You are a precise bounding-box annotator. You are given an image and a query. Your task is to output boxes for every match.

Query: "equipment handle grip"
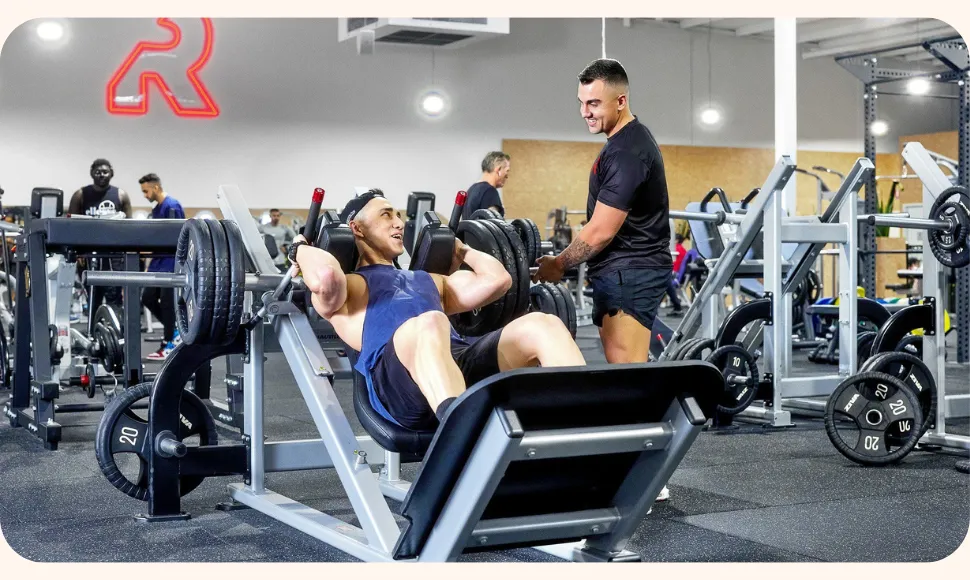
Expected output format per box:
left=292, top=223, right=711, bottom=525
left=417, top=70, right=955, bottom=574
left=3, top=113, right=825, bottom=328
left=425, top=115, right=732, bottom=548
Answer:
left=449, top=191, right=467, bottom=231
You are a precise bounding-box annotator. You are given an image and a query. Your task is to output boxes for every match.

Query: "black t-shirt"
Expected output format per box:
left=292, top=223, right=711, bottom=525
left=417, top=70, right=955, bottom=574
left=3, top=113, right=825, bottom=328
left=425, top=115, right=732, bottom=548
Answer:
left=461, top=181, right=505, bottom=219
left=586, top=117, right=672, bottom=275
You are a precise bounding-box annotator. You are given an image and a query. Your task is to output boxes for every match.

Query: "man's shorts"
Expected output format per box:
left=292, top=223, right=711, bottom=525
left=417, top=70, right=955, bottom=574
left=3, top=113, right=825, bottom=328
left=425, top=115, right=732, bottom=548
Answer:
left=589, top=267, right=672, bottom=331
left=371, top=328, right=503, bottom=430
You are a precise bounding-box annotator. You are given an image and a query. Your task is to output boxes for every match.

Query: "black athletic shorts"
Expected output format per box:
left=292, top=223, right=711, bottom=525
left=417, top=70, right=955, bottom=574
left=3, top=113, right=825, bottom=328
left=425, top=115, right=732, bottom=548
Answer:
left=372, top=328, right=503, bottom=430
left=589, top=267, right=671, bottom=331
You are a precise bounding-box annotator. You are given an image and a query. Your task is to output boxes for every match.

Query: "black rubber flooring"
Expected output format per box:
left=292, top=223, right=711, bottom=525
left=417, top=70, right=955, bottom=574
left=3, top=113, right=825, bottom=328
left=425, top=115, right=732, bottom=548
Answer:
left=1, top=316, right=968, bottom=563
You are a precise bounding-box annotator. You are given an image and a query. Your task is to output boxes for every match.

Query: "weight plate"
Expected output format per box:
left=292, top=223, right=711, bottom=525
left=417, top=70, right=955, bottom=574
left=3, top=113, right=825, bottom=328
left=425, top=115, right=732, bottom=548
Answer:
left=489, top=219, right=531, bottom=321
left=927, top=186, right=970, bottom=269
left=452, top=220, right=505, bottom=336
left=824, top=371, right=922, bottom=466
left=670, top=337, right=701, bottom=361
left=220, top=220, right=246, bottom=345
left=857, top=331, right=877, bottom=366
left=529, top=282, right=559, bottom=318
left=95, top=382, right=218, bottom=501
left=862, top=351, right=936, bottom=442
left=527, top=219, right=542, bottom=261
left=510, top=218, right=537, bottom=274
left=556, top=283, right=577, bottom=338
left=83, top=363, right=96, bottom=399
left=478, top=219, right=518, bottom=328
left=707, top=345, right=760, bottom=415
left=204, top=219, right=231, bottom=346
left=175, top=219, right=216, bottom=345
left=94, top=304, right=123, bottom=335
left=895, top=334, right=923, bottom=358
left=544, top=282, right=573, bottom=338
left=684, top=338, right=716, bottom=361
left=471, top=209, right=503, bottom=221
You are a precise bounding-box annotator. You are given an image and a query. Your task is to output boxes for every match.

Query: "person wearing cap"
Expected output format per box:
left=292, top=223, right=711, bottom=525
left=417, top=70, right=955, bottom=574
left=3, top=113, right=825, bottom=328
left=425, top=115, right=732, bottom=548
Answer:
left=288, top=189, right=586, bottom=430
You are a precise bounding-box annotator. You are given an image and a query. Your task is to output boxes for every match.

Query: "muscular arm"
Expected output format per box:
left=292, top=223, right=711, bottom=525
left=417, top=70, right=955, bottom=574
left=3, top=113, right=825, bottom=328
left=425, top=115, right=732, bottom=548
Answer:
left=555, top=202, right=628, bottom=270
left=437, top=242, right=512, bottom=315
left=118, top=190, right=133, bottom=218
left=294, top=244, right=350, bottom=318
left=68, top=190, right=84, bottom=215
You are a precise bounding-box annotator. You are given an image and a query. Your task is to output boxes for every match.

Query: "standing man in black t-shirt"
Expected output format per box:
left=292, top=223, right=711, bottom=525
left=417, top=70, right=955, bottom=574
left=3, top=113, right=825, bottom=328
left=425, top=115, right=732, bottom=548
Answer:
left=534, top=58, right=672, bottom=364
left=461, top=151, right=511, bottom=219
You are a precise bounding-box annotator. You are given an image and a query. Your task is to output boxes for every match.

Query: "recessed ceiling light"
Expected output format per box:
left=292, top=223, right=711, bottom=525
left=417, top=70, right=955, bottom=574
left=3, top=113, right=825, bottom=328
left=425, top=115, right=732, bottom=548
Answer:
left=36, top=21, right=64, bottom=42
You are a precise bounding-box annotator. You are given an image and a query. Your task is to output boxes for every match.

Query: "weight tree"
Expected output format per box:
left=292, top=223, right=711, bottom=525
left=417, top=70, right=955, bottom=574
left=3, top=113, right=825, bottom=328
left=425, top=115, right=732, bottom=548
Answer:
left=837, top=36, right=970, bottom=362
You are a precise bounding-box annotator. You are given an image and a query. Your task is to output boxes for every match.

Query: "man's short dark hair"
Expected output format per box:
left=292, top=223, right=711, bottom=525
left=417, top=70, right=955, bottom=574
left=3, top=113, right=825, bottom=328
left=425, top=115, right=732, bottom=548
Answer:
left=138, top=173, right=161, bottom=186
left=481, top=151, right=511, bottom=173
left=269, top=208, right=281, bottom=214
left=578, top=58, right=629, bottom=89
left=91, top=158, right=112, bottom=171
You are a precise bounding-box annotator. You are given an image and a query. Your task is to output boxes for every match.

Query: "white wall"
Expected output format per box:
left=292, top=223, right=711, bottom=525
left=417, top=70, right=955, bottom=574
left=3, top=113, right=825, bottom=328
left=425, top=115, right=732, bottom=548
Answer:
left=0, top=18, right=959, bottom=214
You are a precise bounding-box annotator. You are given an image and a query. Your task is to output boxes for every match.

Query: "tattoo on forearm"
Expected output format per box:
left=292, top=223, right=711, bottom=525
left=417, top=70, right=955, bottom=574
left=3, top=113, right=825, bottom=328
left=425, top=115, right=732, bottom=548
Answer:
left=558, top=239, right=598, bottom=270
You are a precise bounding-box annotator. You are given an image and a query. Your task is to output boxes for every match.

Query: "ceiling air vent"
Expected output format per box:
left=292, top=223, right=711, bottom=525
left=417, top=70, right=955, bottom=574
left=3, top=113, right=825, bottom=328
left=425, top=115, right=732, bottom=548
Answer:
left=338, top=18, right=509, bottom=50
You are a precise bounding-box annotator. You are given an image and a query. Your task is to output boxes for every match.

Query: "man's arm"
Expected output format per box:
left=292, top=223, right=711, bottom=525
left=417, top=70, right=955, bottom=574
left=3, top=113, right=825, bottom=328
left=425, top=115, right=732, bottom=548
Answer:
left=118, top=189, right=133, bottom=217
left=67, top=190, right=84, bottom=215
left=554, top=202, right=628, bottom=270
left=437, top=241, right=512, bottom=315
left=293, top=243, right=351, bottom=318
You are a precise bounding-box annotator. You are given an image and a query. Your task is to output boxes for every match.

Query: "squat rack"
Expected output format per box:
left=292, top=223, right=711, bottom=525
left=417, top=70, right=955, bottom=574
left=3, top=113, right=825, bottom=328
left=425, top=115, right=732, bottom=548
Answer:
left=836, top=35, right=970, bottom=362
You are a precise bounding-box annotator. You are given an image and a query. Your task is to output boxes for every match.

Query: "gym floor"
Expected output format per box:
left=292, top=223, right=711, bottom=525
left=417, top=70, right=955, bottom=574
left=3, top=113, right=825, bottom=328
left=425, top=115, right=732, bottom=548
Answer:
left=1, top=316, right=967, bottom=563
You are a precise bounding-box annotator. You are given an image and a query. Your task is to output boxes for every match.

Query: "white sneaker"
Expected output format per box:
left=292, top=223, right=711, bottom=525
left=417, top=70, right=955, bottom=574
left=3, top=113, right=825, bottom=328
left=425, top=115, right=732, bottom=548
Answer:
left=655, top=485, right=670, bottom=502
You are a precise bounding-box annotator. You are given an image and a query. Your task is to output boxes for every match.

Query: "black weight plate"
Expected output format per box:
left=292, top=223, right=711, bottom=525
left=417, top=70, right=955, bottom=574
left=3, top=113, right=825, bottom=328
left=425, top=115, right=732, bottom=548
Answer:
left=95, top=304, right=123, bottom=335
left=556, top=283, right=577, bottom=338
left=857, top=331, right=877, bottom=366
left=220, top=220, right=246, bottom=345
left=489, top=219, right=530, bottom=321
left=707, top=344, right=760, bottom=415
left=671, top=337, right=702, bottom=361
left=204, top=219, right=231, bottom=346
left=83, top=363, right=96, bottom=399
left=529, top=283, right=558, bottom=316
left=544, top=282, right=571, bottom=337
left=684, top=338, right=716, bottom=361
left=895, top=334, right=923, bottom=358
left=452, top=220, right=505, bottom=336
left=95, top=382, right=218, bottom=501
left=824, top=371, right=922, bottom=466
left=478, top=219, right=518, bottom=328
left=471, top=209, right=503, bottom=221
left=927, top=186, right=970, bottom=268
left=526, top=219, right=542, bottom=261
left=863, top=351, right=936, bottom=441
left=510, top=218, right=537, bottom=274
left=176, top=220, right=215, bottom=345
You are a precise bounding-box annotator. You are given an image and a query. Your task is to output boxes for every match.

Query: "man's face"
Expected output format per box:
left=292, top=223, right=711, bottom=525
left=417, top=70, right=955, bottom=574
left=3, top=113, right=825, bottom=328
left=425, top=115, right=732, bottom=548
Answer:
left=269, top=211, right=281, bottom=226
left=352, top=199, right=405, bottom=259
left=578, top=79, right=625, bottom=135
left=91, top=164, right=113, bottom=189
left=140, top=182, right=159, bottom=203
left=495, top=160, right=511, bottom=188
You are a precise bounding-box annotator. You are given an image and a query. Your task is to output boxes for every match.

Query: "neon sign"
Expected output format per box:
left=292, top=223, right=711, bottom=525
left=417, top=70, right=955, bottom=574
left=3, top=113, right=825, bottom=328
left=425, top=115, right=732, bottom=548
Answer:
left=106, top=18, right=219, bottom=118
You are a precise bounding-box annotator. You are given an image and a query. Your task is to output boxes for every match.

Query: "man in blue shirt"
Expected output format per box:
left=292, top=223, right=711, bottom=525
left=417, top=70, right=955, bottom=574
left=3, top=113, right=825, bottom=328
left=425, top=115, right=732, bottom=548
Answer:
left=461, top=151, right=511, bottom=219
left=139, top=173, right=185, bottom=360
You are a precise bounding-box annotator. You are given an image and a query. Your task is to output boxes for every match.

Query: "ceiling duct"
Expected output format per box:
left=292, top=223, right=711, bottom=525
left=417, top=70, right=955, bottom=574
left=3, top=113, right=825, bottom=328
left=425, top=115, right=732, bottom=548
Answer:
left=338, top=18, right=510, bottom=50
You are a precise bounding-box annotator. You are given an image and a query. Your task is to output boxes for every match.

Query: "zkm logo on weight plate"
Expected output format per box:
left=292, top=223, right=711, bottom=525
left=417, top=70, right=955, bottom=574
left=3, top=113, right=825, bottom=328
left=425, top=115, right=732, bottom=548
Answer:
left=106, top=18, right=219, bottom=118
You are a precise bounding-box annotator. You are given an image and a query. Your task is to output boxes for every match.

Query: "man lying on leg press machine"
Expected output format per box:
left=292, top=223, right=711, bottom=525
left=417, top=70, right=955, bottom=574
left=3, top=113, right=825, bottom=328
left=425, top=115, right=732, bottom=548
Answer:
left=290, top=189, right=587, bottom=429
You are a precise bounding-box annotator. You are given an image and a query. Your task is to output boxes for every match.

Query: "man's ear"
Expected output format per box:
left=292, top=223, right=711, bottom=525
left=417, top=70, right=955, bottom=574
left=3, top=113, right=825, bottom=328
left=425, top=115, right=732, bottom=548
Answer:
left=617, top=93, right=627, bottom=111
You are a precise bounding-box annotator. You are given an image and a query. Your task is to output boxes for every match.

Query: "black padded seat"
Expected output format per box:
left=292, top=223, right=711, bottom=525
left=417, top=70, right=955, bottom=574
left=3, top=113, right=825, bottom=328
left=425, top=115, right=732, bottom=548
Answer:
left=345, top=347, right=436, bottom=458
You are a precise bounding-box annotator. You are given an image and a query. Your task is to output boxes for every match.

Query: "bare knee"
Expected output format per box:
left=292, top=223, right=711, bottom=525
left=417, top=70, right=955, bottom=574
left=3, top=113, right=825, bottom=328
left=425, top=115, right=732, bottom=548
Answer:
left=522, top=312, right=567, bottom=334
left=414, top=311, right=452, bottom=340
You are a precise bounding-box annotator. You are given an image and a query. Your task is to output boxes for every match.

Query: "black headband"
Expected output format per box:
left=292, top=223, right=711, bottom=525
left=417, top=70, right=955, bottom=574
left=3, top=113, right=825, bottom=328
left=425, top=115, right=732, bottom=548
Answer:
left=339, top=190, right=385, bottom=224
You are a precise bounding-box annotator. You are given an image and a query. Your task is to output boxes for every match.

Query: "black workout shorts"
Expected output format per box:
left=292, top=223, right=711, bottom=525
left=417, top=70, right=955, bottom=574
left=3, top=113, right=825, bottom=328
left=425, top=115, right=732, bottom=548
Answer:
left=371, top=328, right=503, bottom=430
left=590, top=267, right=671, bottom=331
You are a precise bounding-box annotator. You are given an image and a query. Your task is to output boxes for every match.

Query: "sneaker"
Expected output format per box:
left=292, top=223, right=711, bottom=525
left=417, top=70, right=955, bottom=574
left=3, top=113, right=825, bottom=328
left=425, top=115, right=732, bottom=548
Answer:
left=655, top=485, right=670, bottom=502
left=172, top=329, right=182, bottom=346
left=147, top=342, right=175, bottom=361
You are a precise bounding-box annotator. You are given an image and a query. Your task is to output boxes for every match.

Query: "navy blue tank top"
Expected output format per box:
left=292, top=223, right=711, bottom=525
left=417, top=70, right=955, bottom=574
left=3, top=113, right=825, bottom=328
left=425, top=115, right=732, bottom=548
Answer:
left=80, top=185, right=123, bottom=218
left=354, top=264, right=465, bottom=425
